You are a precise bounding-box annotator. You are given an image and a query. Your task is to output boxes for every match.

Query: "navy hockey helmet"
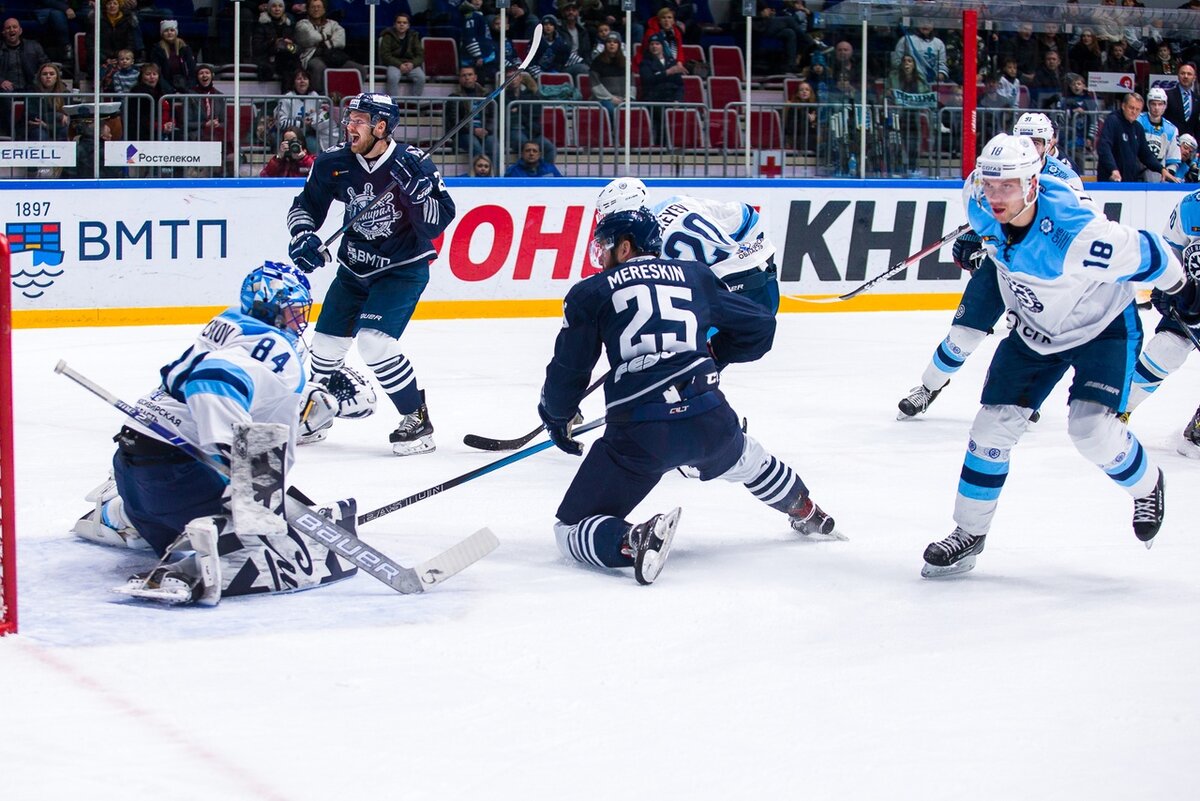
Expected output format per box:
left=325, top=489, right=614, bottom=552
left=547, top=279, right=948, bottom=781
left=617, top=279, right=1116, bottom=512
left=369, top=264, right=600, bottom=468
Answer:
left=589, top=207, right=663, bottom=269
left=241, top=261, right=313, bottom=337
left=341, top=93, right=401, bottom=138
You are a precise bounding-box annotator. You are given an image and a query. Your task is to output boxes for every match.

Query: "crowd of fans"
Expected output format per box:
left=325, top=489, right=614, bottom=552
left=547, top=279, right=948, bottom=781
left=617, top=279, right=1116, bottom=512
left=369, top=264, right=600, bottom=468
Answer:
left=3, top=1, right=1200, bottom=180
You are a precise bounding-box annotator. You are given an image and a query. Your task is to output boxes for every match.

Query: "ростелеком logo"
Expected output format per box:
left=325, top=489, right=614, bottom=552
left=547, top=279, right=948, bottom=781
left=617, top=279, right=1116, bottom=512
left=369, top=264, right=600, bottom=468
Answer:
left=126, top=144, right=139, bottom=164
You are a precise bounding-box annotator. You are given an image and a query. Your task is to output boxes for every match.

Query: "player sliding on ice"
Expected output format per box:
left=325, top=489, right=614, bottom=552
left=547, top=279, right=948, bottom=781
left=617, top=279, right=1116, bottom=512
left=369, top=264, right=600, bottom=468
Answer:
left=897, top=113, right=1087, bottom=420
left=73, top=263, right=359, bottom=605
left=538, top=209, right=839, bottom=585
left=921, top=133, right=1200, bottom=578
left=286, top=93, right=456, bottom=455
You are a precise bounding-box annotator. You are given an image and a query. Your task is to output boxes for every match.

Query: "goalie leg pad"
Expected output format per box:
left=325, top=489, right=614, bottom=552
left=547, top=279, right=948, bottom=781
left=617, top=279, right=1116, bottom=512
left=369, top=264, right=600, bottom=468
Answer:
left=74, top=474, right=152, bottom=550
left=220, top=504, right=359, bottom=597
left=113, top=516, right=223, bottom=606
left=230, top=422, right=289, bottom=537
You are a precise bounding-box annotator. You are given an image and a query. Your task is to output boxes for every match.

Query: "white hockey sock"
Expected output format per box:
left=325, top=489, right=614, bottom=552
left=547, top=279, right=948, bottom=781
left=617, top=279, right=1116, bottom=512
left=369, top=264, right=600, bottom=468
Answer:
left=1068, top=400, right=1160, bottom=498
left=554, top=516, right=632, bottom=568
left=921, top=325, right=989, bottom=391
left=1127, top=331, right=1193, bottom=413
left=309, top=333, right=353, bottom=383
left=953, top=405, right=1032, bottom=536
left=359, top=328, right=421, bottom=413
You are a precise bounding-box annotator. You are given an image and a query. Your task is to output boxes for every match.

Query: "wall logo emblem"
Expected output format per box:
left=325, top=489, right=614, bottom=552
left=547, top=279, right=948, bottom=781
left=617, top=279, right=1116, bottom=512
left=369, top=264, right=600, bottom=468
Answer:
left=6, top=221, right=65, bottom=299
left=126, top=144, right=139, bottom=163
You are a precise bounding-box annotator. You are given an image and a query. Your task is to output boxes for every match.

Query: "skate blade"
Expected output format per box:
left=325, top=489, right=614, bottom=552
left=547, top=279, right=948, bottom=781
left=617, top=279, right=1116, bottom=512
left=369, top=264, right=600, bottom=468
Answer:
left=921, top=555, right=977, bottom=578
left=392, top=437, right=436, bottom=457
left=297, top=429, right=328, bottom=446
left=1144, top=538, right=1155, bottom=551
left=111, top=584, right=196, bottom=605
left=1176, top=439, right=1200, bottom=460
left=635, top=507, right=682, bottom=586
left=810, top=527, right=849, bottom=542
left=896, top=409, right=919, bottom=421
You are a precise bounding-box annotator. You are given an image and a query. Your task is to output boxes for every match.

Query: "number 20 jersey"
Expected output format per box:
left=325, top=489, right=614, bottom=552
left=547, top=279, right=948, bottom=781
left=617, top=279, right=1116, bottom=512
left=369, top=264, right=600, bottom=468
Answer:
left=965, top=173, right=1183, bottom=355
left=127, top=309, right=307, bottom=465
left=543, top=256, right=775, bottom=421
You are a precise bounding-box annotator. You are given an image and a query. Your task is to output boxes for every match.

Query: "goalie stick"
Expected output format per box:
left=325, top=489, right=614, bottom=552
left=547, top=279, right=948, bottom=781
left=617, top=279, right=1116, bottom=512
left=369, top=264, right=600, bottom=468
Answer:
left=356, top=416, right=606, bottom=524
left=317, top=24, right=545, bottom=260
left=463, top=373, right=608, bottom=451
left=785, top=223, right=971, bottom=304
left=54, top=361, right=498, bottom=595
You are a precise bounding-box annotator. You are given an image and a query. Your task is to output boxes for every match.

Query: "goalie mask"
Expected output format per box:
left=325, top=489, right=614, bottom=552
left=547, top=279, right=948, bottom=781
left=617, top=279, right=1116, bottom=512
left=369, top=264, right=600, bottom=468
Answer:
left=596, top=177, right=648, bottom=220
left=240, top=261, right=312, bottom=338
left=589, top=208, right=663, bottom=269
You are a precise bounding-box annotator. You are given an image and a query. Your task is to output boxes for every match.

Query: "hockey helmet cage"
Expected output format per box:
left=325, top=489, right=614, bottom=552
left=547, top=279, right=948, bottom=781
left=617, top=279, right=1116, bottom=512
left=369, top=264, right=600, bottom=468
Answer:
left=241, top=261, right=313, bottom=338
left=341, top=93, right=401, bottom=137
left=596, top=177, right=648, bottom=219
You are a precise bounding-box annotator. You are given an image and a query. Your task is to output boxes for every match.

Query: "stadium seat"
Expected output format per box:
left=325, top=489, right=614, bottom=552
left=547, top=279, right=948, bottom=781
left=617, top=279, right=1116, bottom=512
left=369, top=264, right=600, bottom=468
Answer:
left=708, top=108, right=742, bottom=149
left=539, top=73, right=575, bottom=92
left=708, top=45, right=745, bottom=80
left=680, top=44, right=705, bottom=67
left=423, top=37, right=460, bottom=82
left=512, top=39, right=530, bottom=60
left=577, top=74, right=591, bottom=100
left=682, top=74, right=705, bottom=105
left=325, top=68, right=363, bottom=99
left=707, top=76, right=743, bottom=109
left=747, top=109, right=784, bottom=149
left=617, top=106, right=655, bottom=149
left=665, top=107, right=705, bottom=150
left=540, top=107, right=570, bottom=148
left=574, top=106, right=613, bottom=150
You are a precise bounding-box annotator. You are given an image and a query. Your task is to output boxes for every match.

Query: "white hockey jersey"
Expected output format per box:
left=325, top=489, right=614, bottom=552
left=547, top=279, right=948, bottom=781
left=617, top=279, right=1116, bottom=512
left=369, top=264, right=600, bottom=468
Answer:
left=650, top=195, right=777, bottom=284
left=1137, top=113, right=1181, bottom=182
left=128, top=309, right=307, bottom=466
left=1162, top=188, right=1200, bottom=251
left=965, top=174, right=1184, bottom=354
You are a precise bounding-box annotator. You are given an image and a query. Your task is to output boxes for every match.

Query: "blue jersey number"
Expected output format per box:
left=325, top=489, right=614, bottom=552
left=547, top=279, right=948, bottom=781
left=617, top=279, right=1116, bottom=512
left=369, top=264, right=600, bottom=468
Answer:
left=1082, top=241, right=1113, bottom=270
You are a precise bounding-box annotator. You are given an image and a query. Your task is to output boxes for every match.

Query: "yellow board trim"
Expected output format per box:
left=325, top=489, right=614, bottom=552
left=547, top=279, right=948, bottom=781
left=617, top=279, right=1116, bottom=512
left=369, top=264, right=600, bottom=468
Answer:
left=10, top=294, right=964, bottom=329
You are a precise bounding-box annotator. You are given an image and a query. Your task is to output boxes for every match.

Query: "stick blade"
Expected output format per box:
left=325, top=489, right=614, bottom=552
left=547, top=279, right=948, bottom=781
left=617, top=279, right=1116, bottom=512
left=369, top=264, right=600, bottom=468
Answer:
left=521, top=24, right=545, bottom=70
left=414, top=528, right=500, bottom=589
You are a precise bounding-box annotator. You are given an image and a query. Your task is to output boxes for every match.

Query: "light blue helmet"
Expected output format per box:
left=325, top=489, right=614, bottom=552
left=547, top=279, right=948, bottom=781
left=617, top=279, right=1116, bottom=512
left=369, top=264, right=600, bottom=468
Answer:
left=340, top=93, right=401, bottom=138
left=240, top=261, right=312, bottom=337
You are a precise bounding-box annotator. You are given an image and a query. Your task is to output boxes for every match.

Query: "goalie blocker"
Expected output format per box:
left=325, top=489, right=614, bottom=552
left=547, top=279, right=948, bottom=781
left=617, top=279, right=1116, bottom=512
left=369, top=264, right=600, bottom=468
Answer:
left=114, top=423, right=358, bottom=606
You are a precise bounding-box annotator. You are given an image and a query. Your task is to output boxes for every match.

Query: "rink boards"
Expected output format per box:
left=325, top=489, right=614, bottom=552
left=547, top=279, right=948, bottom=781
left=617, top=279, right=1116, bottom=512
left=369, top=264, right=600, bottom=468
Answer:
left=1, top=178, right=1191, bottom=328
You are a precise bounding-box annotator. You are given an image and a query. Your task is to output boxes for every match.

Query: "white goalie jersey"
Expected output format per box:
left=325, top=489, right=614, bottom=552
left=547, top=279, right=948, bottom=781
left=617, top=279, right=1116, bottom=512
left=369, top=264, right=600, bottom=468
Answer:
left=649, top=195, right=776, bottom=284
left=965, top=174, right=1184, bottom=355
left=128, top=309, right=308, bottom=466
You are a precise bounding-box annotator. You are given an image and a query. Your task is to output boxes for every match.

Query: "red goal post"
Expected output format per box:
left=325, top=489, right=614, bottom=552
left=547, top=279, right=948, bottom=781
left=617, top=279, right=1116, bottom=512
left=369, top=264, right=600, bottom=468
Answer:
left=1, top=233, right=16, bottom=635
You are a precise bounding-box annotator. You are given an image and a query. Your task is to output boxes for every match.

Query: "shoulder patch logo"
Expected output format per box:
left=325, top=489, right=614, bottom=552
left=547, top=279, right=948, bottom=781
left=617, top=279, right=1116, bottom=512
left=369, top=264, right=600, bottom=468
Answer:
left=1039, top=217, right=1054, bottom=234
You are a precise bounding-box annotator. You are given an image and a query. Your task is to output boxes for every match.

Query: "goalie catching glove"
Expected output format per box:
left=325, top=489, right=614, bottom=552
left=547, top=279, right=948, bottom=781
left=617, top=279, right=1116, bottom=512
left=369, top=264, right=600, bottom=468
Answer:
left=952, top=229, right=986, bottom=272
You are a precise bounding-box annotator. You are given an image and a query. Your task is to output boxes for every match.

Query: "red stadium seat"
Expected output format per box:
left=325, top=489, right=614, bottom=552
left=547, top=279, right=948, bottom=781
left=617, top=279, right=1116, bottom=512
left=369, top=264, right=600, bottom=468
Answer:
left=666, top=107, right=705, bottom=150
left=575, top=106, right=614, bottom=149
left=423, top=38, right=460, bottom=82
left=540, top=107, right=570, bottom=148
left=747, top=109, right=784, bottom=149
left=707, top=76, right=743, bottom=109
left=708, top=45, right=745, bottom=80
left=708, top=108, right=742, bottom=149
left=617, top=106, right=655, bottom=149
left=324, top=68, right=363, bottom=99
left=682, top=74, right=704, bottom=105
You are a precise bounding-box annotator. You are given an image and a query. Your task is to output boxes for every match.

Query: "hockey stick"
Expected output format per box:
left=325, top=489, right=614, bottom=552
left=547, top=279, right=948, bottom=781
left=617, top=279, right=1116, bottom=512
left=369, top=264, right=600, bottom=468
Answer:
left=784, top=223, right=971, bottom=304
left=463, top=372, right=608, bottom=451
left=317, top=24, right=545, bottom=260
left=359, top=416, right=606, bottom=524
left=54, top=361, right=498, bottom=595
left=1169, top=308, right=1200, bottom=352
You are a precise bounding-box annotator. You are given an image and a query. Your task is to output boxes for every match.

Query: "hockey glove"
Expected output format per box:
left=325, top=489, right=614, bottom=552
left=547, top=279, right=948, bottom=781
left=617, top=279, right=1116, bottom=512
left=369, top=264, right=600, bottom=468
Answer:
left=952, top=230, right=985, bottom=272
left=1183, top=240, right=1200, bottom=282
left=538, top=403, right=584, bottom=456
left=300, top=385, right=338, bottom=438
left=1174, top=276, right=1200, bottom=325
left=288, top=231, right=327, bottom=273
left=390, top=161, right=433, bottom=205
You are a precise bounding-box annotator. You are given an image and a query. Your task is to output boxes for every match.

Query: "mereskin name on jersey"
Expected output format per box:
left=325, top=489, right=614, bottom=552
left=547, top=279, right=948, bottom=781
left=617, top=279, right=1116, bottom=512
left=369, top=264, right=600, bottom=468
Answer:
left=606, top=262, right=687, bottom=288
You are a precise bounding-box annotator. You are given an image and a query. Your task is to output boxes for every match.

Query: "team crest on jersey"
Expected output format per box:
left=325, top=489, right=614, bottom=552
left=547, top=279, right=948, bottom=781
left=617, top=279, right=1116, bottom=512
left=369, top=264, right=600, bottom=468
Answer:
left=1039, top=217, right=1054, bottom=235
left=1005, top=278, right=1045, bottom=313
left=347, top=184, right=397, bottom=239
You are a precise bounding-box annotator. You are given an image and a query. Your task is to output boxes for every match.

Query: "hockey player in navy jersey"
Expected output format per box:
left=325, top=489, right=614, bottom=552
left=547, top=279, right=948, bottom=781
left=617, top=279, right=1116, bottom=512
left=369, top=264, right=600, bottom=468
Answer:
left=896, top=113, right=1087, bottom=420
left=287, top=92, right=456, bottom=455
left=595, top=177, right=781, bottom=315
left=921, top=134, right=1200, bottom=578
left=538, top=209, right=838, bottom=585
left=1122, top=189, right=1200, bottom=458
left=73, top=263, right=358, bottom=604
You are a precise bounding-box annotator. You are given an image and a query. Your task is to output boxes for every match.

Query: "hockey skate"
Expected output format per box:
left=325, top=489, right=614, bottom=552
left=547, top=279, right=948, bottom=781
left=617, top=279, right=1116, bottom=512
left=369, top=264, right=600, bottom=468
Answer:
left=389, top=390, right=435, bottom=456
left=626, top=507, right=682, bottom=585
left=113, top=518, right=221, bottom=606
left=1132, top=469, right=1165, bottom=548
left=72, top=474, right=151, bottom=550
left=921, top=527, right=986, bottom=577
left=1178, top=406, right=1200, bottom=459
left=788, top=496, right=843, bottom=539
left=897, top=381, right=946, bottom=420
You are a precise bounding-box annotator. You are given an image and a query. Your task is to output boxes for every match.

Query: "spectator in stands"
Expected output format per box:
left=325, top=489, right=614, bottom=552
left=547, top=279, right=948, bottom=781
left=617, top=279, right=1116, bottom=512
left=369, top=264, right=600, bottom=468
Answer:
left=491, top=15, right=527, bottom=75
left=751, top=1, right=809, bottom=75
left=582, top=1, right=643, bottom=49
left=186, top=64, right=224, bottom=143
left=274, top=68, right=336, bottom=152
left=590, top=22, right=612, bottom=59
left=1148, top=42, right=1180, bottom=87
left=1002, top=22, right=1040, bottom=85
left=657, top=0, right=702, bottom=46
left=638, top=34, right=683, bottom=144
left=893, top=23, right=948, bottom=84
left=1165, top=62, right=1200, bottom=139
left=152, top=20, right=197, bottom=95
left=590, top=31, right=630, bottom=123
left=253, top=0, right=300, bottom=92
left=784, top=79, right=819, bottom=153
left=1104, top=39, right=1135, bottom=75
left=1, top=18, right=49, bottom=135
left=444, top=65, right=498, bottom=165
left=35, top=0, right=76, bottom=65
left=465, top=153, right=493, bottom=177
left=86, top=0, right=138, bottom=70
left=507, top=1, right=538, bottom=41
left=1056, top=72, right=1101, bottom=153
left=997, top=56, right=1022, bottom=108
left=1030, top=49, right=1069, bottom=109
left=1067, top=29, right=1104, bottom=80
left=978, top=72, right=1016, bottom=143
left=458, top=0, right=498, bottom=85
left=886, top=53, right=933, bottom=177
left=504, top=139, right=562, bottom=177
left=640, top=7, right=683, bottom=68
left=805, top=50, right=829, bottom=94
left=260, top=126, right=315, bottom=177
left=101, top=47, right=140, bottom=94
left=558, top=2, right=592, bottom=66
left=295, top=0, right=363, bottom=96
left=829, top=40, right=859, bottom=87
left=27, top=62, right=72, bottom=143
left=506, top=70, right=557, bottom=164
left=1175, top=133, right=1199, bottom=181
left=126, top=62, right=175, bottom=142
left=1096, top=91, right=1163, bottom=181
left=380, top=12, right=426, bottom=98
left=534, top=15, right=588, bottom=77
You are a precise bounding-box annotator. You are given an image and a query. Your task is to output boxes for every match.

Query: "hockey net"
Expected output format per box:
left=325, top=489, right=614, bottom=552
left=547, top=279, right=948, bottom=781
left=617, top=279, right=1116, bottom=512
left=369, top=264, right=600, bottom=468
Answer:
left=1, top=233, right=15, bottom=635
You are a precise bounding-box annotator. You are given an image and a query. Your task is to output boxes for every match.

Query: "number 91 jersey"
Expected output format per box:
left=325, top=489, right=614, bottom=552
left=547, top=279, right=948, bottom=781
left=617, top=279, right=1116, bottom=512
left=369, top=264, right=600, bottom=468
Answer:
left=543, top=256, right=775, bottom=422
left=127, top=309, right=307, bottom=465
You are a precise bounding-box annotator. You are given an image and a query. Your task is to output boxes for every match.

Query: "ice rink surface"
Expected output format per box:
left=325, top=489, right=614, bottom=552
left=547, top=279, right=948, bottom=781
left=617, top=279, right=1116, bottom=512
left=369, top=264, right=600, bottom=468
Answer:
left=2, top=310, right=1198, bottom=800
